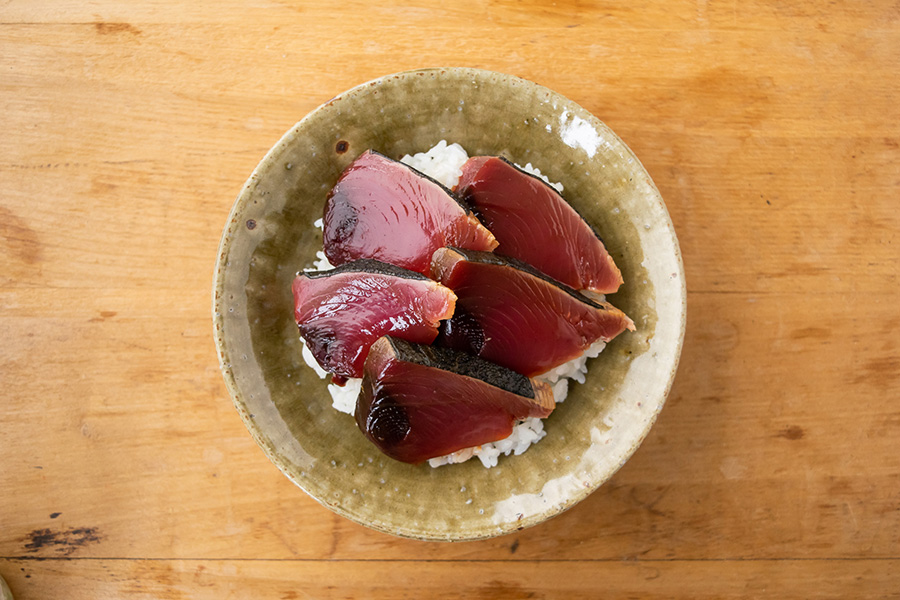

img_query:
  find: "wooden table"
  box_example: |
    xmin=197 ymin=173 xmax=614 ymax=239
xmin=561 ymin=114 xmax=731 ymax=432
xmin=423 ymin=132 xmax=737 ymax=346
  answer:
xmin=2 ymin=1 xmax=898 ymax=598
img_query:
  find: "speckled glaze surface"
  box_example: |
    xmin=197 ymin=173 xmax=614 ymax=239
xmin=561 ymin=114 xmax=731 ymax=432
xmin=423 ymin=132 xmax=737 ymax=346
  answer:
xmin=212 ymin=68 xmax=685 ymax=541
xmin=0 ymin=574 xmax=12 ymax=600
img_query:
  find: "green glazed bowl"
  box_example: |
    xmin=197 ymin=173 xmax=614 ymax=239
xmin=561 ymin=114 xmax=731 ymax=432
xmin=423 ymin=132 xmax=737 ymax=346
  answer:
xmin=213 ymin=68 xmax=685 ymax=541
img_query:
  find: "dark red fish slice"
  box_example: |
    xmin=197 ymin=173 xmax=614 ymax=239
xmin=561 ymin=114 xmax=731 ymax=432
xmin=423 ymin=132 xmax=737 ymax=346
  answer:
xmin=432 ymin=248 xmax=634 ymax=377
xmin=356 ymin=336 xmax=554 ymax=464
xmin=323 ymin=150 xmax=498 ymax=275
xmin=292 ymin=259 xmax=456 ymax=379
xmin=457 ymin=156 xmax=624 ymax=294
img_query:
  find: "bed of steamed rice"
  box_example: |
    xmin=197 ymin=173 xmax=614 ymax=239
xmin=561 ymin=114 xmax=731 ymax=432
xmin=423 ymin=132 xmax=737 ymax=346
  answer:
xmin=300 ymin=141 xmax=607 ymax=469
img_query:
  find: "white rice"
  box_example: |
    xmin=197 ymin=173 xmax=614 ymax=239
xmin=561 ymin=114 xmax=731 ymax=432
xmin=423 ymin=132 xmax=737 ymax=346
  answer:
xmin=304 ymin=246 xmax=334 ymax=272
xmin=534 ymin=339 xmax=607 ymax=386
xmin=429 ymin=417 xmax=548 ymax=469
xmin=328 ymin=377 xmax=361 ymax=414
xmin=301 ymin=141 xmax=605 ymax=468
xmin=399 ymin=140 xmax=469 ymax=189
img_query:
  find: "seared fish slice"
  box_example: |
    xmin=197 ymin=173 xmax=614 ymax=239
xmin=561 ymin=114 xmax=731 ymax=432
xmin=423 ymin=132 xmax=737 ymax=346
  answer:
xmin=356 ymin=336 xmax=554 ymax=464
xmin=323 ymin=150 xmax=498 ymax=275
xmin=431 ymin=247 xmax=634 ymax=377
xmin=292 ymin=259 xmax=456 ymax=379
xmin=457 ymin=156 xmax=623 ymax=294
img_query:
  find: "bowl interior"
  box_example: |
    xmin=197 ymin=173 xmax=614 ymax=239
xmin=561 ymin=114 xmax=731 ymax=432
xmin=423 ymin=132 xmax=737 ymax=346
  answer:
xmin=213 ymin=68 xmax=685 ymax=541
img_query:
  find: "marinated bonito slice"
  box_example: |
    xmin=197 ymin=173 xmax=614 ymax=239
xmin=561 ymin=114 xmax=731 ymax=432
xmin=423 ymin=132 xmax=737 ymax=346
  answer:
xmin=457 ymin=156 xmax=623 ymax=294
xmin=323 ymin=150 xmax=498 ymax=275
xmin=356 ymin=336 xmax=554 ymax=464
xmin=431 ymin=248 xmax=634 ymax=377
xmin=292 ymin=259 xmax=456 ymax=379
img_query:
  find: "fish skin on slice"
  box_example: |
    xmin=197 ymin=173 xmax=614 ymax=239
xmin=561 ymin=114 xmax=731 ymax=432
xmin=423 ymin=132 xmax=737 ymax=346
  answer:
xmin=323 ymin=150 xmax=498 ymax=275
xmin=292 ymin=259 xmax=456 ymax=380
xmin=356 ymin=336 xmax=554 ymax=464
xmin=431 ymin=247 xmax=634 ymax=378
xmin=457 ymin=156 xmax=624 ymax=294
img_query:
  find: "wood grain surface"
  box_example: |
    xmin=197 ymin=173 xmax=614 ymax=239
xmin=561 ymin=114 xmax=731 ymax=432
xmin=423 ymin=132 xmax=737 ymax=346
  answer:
xmin=1 ymin=1 xmax=898 ymax=598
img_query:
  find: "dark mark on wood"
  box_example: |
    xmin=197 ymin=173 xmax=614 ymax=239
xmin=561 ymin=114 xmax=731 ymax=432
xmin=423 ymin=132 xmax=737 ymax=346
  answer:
xmin=50 ymin=512 xmax=61 ymax=519
xmin=94 ymin=22 xmax=142 ymax=36
xmin=776 ymin=425 xmax=805 ymax=440
xmin=791 ymin=326 xmax=829 ymax=340
xmin=510 ymin=539 xmax=520 ymax=554
xmin=89 ymin=310 xmax=118 ymax=323
xmin=0 ymin=206 xmax=43 ymax=265
xmin=478 ymin=579 xmax=533 ymax=599
xmin=23 ymin=527 xmax=103 ymax=555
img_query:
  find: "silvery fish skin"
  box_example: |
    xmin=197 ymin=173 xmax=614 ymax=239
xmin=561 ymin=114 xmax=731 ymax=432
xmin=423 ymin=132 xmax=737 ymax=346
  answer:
xmin=356 ymin=336 xmax=554 ymax=464
xmin=292 ymin=259 xmax=456 ymax=380
xmin=323 ymin=150 xmax=497 ymax=275
xmin=457 ymin=156 xmax=623 ymax=294
xmin=431 ymin=247 xmax=634 ymax=377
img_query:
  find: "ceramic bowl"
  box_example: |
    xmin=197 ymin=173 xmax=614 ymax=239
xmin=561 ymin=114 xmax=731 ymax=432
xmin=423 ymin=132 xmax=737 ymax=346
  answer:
xmin=212 ymin=68 xmax=685 ymax=541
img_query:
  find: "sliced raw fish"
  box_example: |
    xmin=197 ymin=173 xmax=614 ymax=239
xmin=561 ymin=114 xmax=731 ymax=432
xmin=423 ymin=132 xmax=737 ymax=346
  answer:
xmin=292 ymin=259 xmax=456 ymax=379
xmin=457 ymin=156 xmax=623 ymax=294
xmin=431 ymin=248 xmax=634 ymax=377
xmin=323 ymin=150 xmax=498 ymax=275
xmin=356 ymin=336 xmax=554 ymax=464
